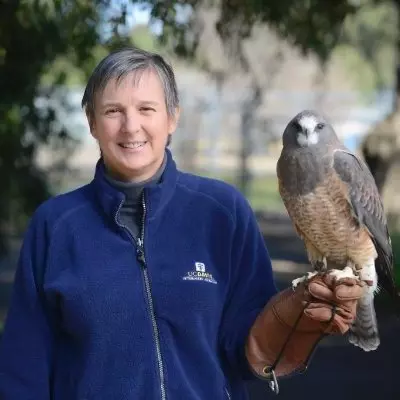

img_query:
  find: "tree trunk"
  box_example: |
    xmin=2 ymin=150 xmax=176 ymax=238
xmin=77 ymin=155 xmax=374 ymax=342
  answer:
xmin=176 ymin=98 xmax=205 ymax=172
xmin=238 ymin=82 xmax=261 ymax=196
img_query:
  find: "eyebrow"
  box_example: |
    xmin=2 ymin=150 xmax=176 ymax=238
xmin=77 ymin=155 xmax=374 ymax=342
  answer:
xmin=101 ymin=102 xmax=123 ymax=109
xmin=100 ymin=100 xmax=160 ymax=108
xmin=139 ymin=101 xmax=160 ymax=107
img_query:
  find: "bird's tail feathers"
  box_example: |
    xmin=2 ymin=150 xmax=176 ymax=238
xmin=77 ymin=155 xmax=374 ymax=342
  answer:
xmin=348 ymin=294 xmax=380 ymax=352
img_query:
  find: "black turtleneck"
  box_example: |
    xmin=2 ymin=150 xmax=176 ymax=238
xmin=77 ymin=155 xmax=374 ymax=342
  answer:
xmin=104 ymin=154 xmax=167 ymax=238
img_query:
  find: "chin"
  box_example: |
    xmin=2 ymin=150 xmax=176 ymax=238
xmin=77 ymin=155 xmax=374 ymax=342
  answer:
xmin=105 ymin=150 xmax=160 ymax=181
xmin=122 ymin=159 xmax=157 ymax=180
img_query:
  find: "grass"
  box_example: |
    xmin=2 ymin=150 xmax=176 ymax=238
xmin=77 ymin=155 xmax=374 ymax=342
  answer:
xmin=195 ymin=170 xmax=285 ymax=213
xmin=243 ymin=176 xmax=285 ymax=212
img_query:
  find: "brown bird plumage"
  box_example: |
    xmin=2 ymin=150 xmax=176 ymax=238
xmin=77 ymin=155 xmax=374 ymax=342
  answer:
xmin=276 ymin=110 xmax=398 ymax=352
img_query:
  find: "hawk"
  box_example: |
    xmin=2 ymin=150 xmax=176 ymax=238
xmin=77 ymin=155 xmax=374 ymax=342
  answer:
xmin=276 ymin=109 xmax=398 ymax=352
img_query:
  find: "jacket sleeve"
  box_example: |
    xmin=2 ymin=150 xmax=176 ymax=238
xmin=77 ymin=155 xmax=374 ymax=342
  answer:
xmin=219 ymin=194 xmax=278 ymax=380
xmin=0 ymin=207 xmax=54 ymax=399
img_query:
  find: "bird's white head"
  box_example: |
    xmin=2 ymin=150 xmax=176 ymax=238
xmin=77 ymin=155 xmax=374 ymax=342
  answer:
xmin=282 ymin=110 xmax=338 ymax=149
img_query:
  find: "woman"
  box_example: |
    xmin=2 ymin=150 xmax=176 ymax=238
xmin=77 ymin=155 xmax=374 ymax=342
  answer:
xmin=0 ymin=47 xmax=363 ymax=399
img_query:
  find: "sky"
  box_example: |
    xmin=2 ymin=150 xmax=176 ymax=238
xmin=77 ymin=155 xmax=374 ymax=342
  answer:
xmin=115 ymin=1 xmax=190 ymax=36
xmin=126 ymin=3 xmax=162 ymax=34
xmin=101 ymin=2 xmax=162 ymax=39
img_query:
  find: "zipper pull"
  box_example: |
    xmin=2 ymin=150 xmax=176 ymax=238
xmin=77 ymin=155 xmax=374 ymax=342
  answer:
xmin=136 ymin=238 xmax=146 ymax=268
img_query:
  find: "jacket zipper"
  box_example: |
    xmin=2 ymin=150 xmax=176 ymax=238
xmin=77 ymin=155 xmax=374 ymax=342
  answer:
xmin=225 ymin=387 xmax=231 ymax=399
xmin=115 ymin=193 xmax=166 ymax=400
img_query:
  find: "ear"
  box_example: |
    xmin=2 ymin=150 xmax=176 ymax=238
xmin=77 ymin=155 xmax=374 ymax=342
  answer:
xmin=86 ymin=109 xmax=97 ymax=139
xmin=168 ymin=106 xmax=180 ymax=135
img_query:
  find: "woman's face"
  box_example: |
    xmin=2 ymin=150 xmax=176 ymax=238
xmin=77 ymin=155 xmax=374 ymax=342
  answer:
xmin=88 ymin=69 xmax=179 ymax=182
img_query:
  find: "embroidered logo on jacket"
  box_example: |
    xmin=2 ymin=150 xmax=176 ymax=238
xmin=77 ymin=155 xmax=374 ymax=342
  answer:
xmin=182 ymin=262 xmax=217 ymax=284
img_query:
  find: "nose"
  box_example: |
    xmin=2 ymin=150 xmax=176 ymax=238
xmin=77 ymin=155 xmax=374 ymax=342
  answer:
xmin=122 ymin=109 xmax=141 ymax=134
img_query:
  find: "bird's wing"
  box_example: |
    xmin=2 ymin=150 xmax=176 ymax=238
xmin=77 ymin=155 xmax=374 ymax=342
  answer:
xmin=332 ymin=148 xmax=396 ymax=296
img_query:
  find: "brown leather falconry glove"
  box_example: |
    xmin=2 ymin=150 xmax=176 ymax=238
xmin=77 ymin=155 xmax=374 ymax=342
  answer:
xmin=245 ymin=273 xmax=365 ymax=392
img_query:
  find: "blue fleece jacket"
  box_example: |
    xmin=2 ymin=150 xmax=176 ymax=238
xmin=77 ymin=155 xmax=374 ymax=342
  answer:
xmin=0 ymin=149 xmax=277 ymax=399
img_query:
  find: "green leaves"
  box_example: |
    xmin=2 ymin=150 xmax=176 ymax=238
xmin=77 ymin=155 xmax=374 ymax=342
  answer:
xmin=0 ymin=0 xmax=113 ymax=250
xmin=146 ymin=0 xmax=358 ymax=62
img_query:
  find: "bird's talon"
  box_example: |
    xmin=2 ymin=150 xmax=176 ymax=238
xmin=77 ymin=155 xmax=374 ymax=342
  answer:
xmin=314 ymin=258 xmax=327 ymax=272
xmin=291 ymin=271 xmax=319 ymax=290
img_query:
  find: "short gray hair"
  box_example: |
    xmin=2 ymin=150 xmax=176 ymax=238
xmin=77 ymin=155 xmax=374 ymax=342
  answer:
xmin=82 ymin=47 xmax=179 ymax=120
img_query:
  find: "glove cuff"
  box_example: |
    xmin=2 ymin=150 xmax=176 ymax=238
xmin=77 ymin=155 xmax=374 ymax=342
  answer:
xmin=245 ymin=286 xmax=332 ymax=379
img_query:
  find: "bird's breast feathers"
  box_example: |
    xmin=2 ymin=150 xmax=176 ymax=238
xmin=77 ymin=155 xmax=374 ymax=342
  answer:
xmin=280 ymin=171 xmax=377 ymax=266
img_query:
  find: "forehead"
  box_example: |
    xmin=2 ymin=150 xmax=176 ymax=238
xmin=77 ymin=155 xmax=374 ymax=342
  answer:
xmin=98 ymin=68 xmax=165 ymax=102
xmin=297 ymin=114 xmax=318 ymax=131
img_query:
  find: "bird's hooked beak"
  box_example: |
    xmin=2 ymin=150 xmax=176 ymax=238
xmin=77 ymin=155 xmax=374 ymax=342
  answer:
xmin=296 ymin=126 xmax=319 ymax=147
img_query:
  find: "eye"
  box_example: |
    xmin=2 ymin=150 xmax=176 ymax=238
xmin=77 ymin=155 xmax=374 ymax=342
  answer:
xmin=140 ymin=107 xmax=155 ymax=113
xmin=291 ymin=121 xmax=302 ymax=131
xmin=316 ymin=123 xmax=325 ymax=130
xmin=105 ymin=108 xmax=120 ymax=115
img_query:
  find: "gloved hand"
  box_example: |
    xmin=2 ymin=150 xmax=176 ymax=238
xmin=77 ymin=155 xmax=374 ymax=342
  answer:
xmin=245 ymin=272 xmax=365 ymax=382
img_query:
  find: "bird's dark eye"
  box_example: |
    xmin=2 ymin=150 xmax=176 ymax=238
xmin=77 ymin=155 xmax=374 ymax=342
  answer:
xmin=316 ymin=123 xmax=325 ymax=130
xmin=292 ymin=121 xmax=302 ymax=131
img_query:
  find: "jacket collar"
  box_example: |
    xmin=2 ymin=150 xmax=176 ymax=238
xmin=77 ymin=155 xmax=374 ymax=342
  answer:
xmin=91 ymin=149 xmax=178 ymax=221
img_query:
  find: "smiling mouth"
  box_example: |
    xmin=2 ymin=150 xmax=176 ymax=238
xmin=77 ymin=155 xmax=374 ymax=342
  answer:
xmin=119 ymin=141 xmax=147 ymax=149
